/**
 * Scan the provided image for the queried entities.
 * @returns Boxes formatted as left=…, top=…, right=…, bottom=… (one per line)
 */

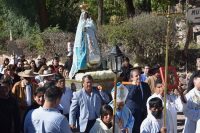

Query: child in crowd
left=23, top=87, right=46, bottom=127
left=140, top=97, right=166, bottom=133
left=146, top=78, right=185, bottom=133
left=90, top=104, right=113, bottom=133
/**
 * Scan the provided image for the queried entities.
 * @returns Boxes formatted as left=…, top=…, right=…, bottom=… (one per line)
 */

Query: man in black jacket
left=125, top=69, right=151, bottom=133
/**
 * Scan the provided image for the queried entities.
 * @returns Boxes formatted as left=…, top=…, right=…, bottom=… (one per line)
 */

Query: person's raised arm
left=97, top=85, right=110, bottom=104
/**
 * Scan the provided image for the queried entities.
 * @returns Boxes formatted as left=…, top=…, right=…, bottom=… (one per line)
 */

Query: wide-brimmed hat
left=67, top=52, right=73, bottom=57
left=24, top=64, right=31, bottom=69
left=149, top=64, right=160, bottom=75
left=40, top=70, right=54, bottom=77
left=37, top=55, right=42, bottom=60
left=133, top=63, right=141, bottom=69
left=18, top=70, right=38, bottom=77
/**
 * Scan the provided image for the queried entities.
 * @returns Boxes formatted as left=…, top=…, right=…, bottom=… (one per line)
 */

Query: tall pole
left=9, top=30, right=13, bottom=41
left=163, top=5, right=171, bottom=127
left=113, top=72, right=117, bottom=133
left=10, top=29, right=15, bottom=64
left=154, top=1, right=184, bottom=127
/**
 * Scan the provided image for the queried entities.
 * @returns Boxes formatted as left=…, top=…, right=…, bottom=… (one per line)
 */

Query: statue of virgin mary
left=69, top=3, right=101, bottom=79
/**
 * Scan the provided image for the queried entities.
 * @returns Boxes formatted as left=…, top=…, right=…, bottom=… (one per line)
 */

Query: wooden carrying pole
left=113, top=73, right=117, bottom=133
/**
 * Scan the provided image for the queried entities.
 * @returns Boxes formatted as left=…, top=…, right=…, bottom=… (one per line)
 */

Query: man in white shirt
left=24, top=85, right=72, bottom=133
left=140, top=97, right=166, bottom=133
left=183, top=72, right=200, bottom=133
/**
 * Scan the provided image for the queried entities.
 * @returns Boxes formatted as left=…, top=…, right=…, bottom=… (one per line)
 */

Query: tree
left=183, top=24, right=193, bottom=59
left=97, top=14, right=174, bottom=65
left=135, top=0, right=151, bottom=12
left=124, top=0, right=135, bottom=18
left=97, top=0, right=103, bottom=26
left=36, top=0, right=49, bottom=30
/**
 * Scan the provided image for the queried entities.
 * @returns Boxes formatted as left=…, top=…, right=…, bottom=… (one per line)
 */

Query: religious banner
left=159, top=66, right=179, bottom=91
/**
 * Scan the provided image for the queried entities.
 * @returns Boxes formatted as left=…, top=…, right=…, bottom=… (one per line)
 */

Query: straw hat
left=40, top=70, right=54, bottom=77
left=24, top=64, right=31, bottom=69
left=18, top=69, right=38, bottom=77
left=67, top=52, right=73, bottom=57
left=133, top=63, right=141, bottom=69
left=37, top=55, right=42, bottom=60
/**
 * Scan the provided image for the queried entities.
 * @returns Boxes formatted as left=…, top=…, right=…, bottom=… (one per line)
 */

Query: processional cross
left=155, top=4, right=184, bottom=127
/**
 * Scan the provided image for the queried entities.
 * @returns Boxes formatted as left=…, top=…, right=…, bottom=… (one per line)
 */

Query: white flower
left=75, top=70, right=118, bottom=81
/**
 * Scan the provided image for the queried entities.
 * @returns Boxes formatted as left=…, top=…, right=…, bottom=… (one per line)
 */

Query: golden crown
left=79, top=2, right=89, bottom=11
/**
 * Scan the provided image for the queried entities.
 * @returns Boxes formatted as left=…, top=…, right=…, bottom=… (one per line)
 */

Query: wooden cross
left=156, top=5, right=184, bottom=127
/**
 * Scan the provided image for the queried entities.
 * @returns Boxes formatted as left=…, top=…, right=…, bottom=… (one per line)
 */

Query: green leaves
left=151, top=0, right=175, bottom=12
left=98, top=13, right=175, bottom=64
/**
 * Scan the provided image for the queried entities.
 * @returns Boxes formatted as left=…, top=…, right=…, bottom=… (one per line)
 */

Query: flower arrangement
left=75, top=70, right=118, bottom=81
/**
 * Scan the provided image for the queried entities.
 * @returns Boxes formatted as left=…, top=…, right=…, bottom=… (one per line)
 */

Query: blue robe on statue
left=69, top=11, right=101, bottom=79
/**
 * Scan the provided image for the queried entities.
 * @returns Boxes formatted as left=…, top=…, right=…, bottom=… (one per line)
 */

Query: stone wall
left=176, top=20, right=200, bottom=45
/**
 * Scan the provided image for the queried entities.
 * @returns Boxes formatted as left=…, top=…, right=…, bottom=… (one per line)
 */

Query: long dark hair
left=100, top=104, right=113, bottom=118
left=3, top=58, right=9, bottom=67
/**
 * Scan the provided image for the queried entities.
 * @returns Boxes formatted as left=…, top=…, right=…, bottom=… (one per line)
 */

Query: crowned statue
left=69, top=2, right=101, bottom=79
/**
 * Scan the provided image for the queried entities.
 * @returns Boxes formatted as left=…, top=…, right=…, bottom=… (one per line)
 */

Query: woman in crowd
left=0, top=58, right=9, bottom=77
left=30, top=60, right=38, bottom=72
left=58, top=65, right=68, bottom=79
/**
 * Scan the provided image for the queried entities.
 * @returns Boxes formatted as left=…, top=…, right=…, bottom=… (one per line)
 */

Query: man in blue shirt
left=140, top=65, right=150, bottom=82
left=24, top=86, right=72, bottom=133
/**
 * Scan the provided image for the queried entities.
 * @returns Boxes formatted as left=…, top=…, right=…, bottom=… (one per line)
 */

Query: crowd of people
left=0, top=55, right=200, bottom=133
